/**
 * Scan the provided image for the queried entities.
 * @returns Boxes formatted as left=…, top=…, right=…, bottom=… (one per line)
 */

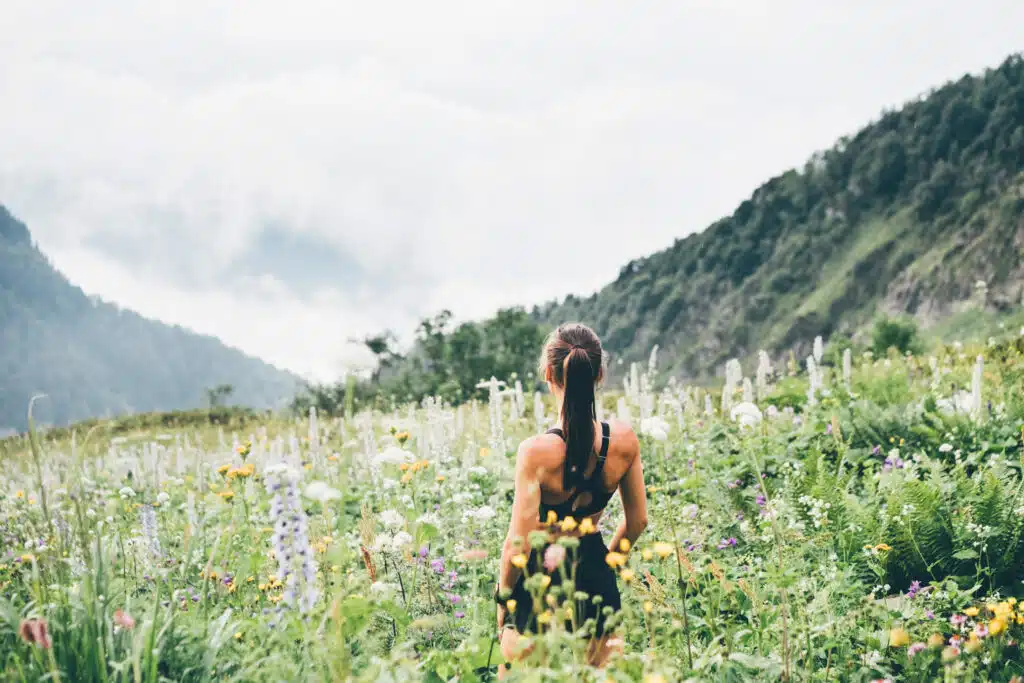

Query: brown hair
left=540, top=323, right=604, bottom=489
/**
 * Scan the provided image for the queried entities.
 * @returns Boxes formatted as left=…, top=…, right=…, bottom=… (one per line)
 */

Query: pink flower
left=543, top=544, right=566, bottom=572
left=459, top=548, right=488, bottom=562
left=908, top=642, right=926, bottom=658
left=114, top=609, right=136, bottom=630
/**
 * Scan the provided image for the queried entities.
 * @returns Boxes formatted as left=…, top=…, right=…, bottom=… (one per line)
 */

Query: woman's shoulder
left=515, top=432, right=567, bottom=469
left=603, top=418, right=640, bottom=459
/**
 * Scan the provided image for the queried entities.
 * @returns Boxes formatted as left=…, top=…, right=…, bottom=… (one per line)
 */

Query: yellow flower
left=303, top=463, right=312, bottom=471
left=537, top=611, right=552, bottom=625
left=218, top=491, right=235, bottom=502
left=964, top=635, right=982, bottom=654
left=874, top=543, right=892, bottom=552
left=217, top=464, right=230, bottom=476
left=578, top=518, right=596, bottom=535
left=653, top=542, right=673, bottom=559
left=545, top=510, right=558, bottom=526
left=618, top=539, right=631, bottom=552
left=14, top=490, right=24, bottom=499
left=642, top=549, right=653, bottom=561
left=889, top=627, right=910, bottom=648
left=941, top=646, right=959, bottom=662
left=258, top=583, right=267, bottom=591
left=20, top=554, right=34, bottom=563
left=605, top=551, right=626, bottom=568
left=479, top=447, right=490, bottom=458
left=401, top=473, right=412, bottom=484
left=400, top=463, right=409, bottom=472
left=1008, top=597, right=1017, bottom=606
left=28, top=498, right=36, bottom=505
left=964, top=606, right=980, bottom=617
left=511, top=554, right=528, bottom=569
left=620, top=568, right=635, bottom=583
left=233, top=632, right=243, bottom=640
left=643, top=601, right=654, bottom=613
left=539, top=575, right=551, bottom=588
left=396, top=431, right=410, bottom=445
left=989, top=617, right=1007, bottom=635
left=506, top=599, right=517, bottom=613
left=927, top=633, right=945, bottom=649
left=436, top=475, right=445, bottom=483
left=559, top=517, right=578, bottom=533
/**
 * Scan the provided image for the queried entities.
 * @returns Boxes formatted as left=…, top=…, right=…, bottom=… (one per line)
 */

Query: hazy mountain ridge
left=0, top=206, right=300, bottom=431
left=533, top=54, right=1024, bottom=377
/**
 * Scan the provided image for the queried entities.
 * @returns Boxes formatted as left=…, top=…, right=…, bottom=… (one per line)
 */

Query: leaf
left=953, top=549, right=979, bottom=560
left=728, top=652, right=782, bottom=675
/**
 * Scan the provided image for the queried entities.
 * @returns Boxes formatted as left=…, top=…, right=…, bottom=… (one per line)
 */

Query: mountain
left=533, top=53, right=1024, bottom=377
left=0, top=207, right=300, bottom=432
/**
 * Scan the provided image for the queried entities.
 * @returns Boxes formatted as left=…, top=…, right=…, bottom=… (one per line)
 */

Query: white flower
left=640, top=416, right=670, bottom=441
left=452, top=493, right=474, bottom=505
left=374, top=446, right=412, bottom=467
left=938, top=443, right=953, bottom=453
left=730, top=402, right=763, bottom=428
left=264, top=463, right=292, bottom=476
left=372, top=534, right=393, bottom=552
left=156, top=492, right=170, bottom=504
left=118, top=487, right=136, bottom=499
left=303, top=481, right=341, bottom=503
left=370, top=581, right=397, bottom=598
left=391, top=531, right=413, bottom=551
left=416, top=512, right=441, bottom=527
left=380, top=509, right=405, bottom=529
left=463, top=505, right=497, bottom=524
left=467, top=466, right=488, bottom=477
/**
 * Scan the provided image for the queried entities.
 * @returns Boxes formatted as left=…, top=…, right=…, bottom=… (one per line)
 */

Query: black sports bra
left=539, top=421, right=615, bottom=520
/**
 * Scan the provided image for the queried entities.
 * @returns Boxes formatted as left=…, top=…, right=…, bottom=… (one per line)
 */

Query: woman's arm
left=609, top=434, right=647, bottom=554
left=497, top=438, right=544, bottom=593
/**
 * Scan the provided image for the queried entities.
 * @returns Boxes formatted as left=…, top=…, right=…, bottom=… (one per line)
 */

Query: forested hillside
left=536, top=54, right=1024, bottom=377
left=0, top=207, right=300, bottom=432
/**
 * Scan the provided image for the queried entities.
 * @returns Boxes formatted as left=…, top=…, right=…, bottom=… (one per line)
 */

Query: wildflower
left=964, top=606, right=980, bottom=617
left=303, top=481, right=341, bottom=503
left=15, top=490, right=24, bottom=499
left=537, top=611, right=552, bottom=625
left=620, top=568, right=635, bottom=583
left=113, top=609, right=135, bottom=630
left=538, top=575, right=551, bottom=589
left=395, top=431, right=410, bottom=445
left=218, top=491, right=235, bottom=502
left=459, top=548, right=488, bottom=562
left=889, top=627, right=910, bottom=647
left=18, top=618, right=51, bottom=649
left=479, top=447, right=489, bottom=458
left=511, top=554, right=528, bottom=569
left=950, top=614, right=968, bottom=627
left=653, top=542, right=673, bottom=559
left=989, top=617, right=1007, bottom=636
left=454, top=611, right=465, bottom=619
left=730, top=402, right=763, bottom=428
left=908, top=642, right=926, bottom=658
left=543, top=545, right=566, bottom=572
left=874, top=543, right=891, bottom=552
left=506, top=599, right=517, bottom=613
left=233, top=632, right=243, bottom=640
left=907, top=580, right=922, bottom=599
left=964, top=636, right=982, bottom=653
left=973, top=623, right=988, bottom=639
left=927, top=633, right=945, bottom=648
left=641, top=549, right=653, bottom=561
left=559, top=517, right=578, bottom=533
left=605, top=551, right=627, bottom=568
left=941, top=645, right=960, bottom=662
left=643, top=601, right=654, bottom=613
left=436, top=475, right=445, bottom=483
left=618, top=539, right=631, bottom=552
left=578, top=518, right=596, bottom=535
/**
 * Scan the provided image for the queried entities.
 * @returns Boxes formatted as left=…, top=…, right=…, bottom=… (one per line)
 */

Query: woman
left=494, top=323, right=648, bottom=673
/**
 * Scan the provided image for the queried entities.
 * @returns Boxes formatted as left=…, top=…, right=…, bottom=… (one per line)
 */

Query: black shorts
left=503, top=533, right=621, bottom=638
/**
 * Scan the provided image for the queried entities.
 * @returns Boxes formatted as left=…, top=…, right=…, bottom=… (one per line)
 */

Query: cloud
left=1, top=0, right=1022, bottom=379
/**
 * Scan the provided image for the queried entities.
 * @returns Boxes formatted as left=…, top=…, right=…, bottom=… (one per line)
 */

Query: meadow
left=2, top=333, right=1024, bottom=682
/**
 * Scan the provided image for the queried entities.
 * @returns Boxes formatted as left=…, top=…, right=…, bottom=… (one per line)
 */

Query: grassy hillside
left=534, top=54, right=1024, bottom=378
left=0, top=206, right=300, bottom=432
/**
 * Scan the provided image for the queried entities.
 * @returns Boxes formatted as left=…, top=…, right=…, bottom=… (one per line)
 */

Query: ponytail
left=561, top=347, right=597, bottom=489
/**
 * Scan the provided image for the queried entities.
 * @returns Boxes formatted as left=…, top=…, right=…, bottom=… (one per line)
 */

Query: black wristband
left=494, top=585, right=512, bottom=606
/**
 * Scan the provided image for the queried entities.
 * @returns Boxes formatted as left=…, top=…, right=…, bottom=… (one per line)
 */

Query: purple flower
left=950, top=614, right=967, bottom=627
left=736, top=512, right=744, bottom=521
left=907, top=580, right=922, bottom=599
left=454, top=611, right=465, bottom=619
left=448, top=593, right=462, bottom=605
left=908, top=642, right=926, bottom=658
left=825, top=423, right=833, bottom=435
left=756, top=494, right=767, bottom=507
left=925, top=610, right=935, bottom=620
left=419, top=545, right=429, bottom=559
left=871, top=445, right=881, bottom=455
left=430, top=558, right=444, bottom=574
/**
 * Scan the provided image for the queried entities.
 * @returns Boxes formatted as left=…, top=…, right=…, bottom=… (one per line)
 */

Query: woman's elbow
left=629, top=514, right=648, bottom=536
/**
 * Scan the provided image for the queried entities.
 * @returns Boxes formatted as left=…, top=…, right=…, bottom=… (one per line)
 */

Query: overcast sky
left=1, top=1, right=1021, bottom=380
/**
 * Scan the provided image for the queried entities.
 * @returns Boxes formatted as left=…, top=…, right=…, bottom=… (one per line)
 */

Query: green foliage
left=0, top=206, right=299, bottom=433
left=871, top=315, right=924, bottom=356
